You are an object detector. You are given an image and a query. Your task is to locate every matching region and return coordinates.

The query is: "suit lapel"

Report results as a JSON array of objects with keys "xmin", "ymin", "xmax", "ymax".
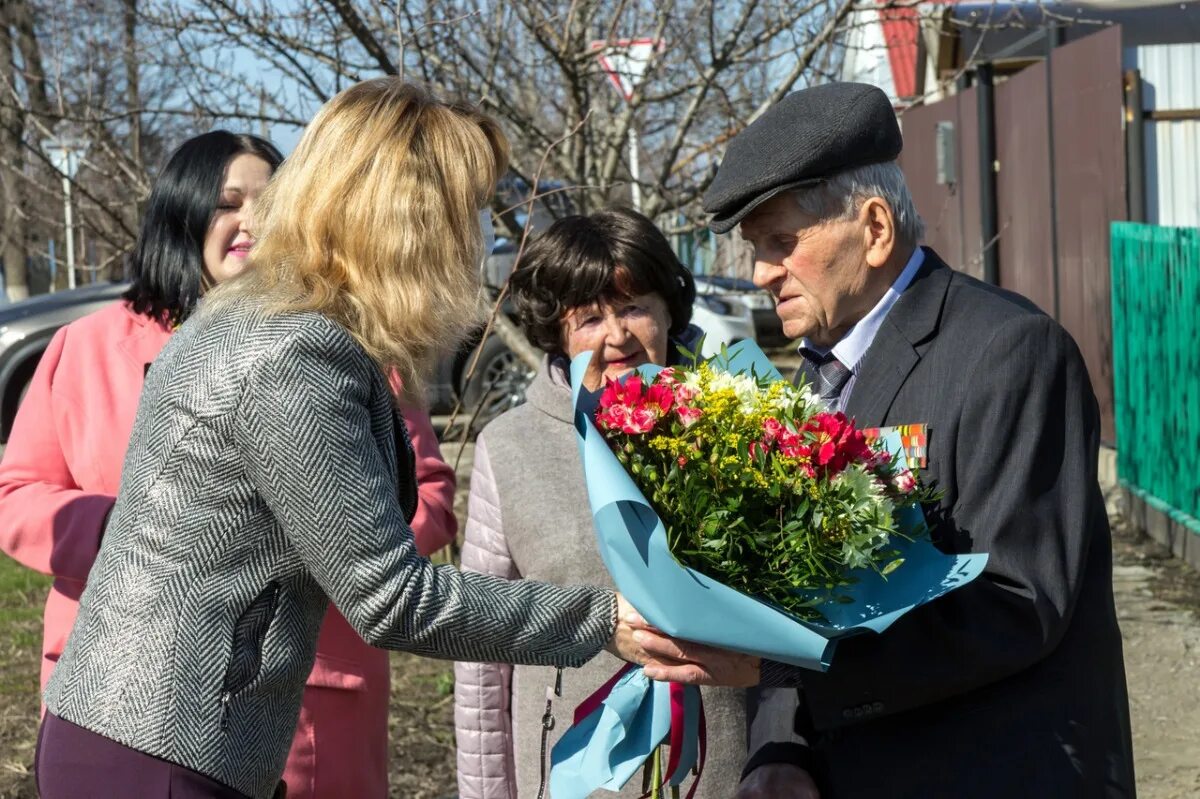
[
  {"xmin": 843, "ymin": 320, "xmax": 919, "ymax": 427},
  {"xmin": 843, "ymin": 248, "xmax": 952, "ymax": 427}
]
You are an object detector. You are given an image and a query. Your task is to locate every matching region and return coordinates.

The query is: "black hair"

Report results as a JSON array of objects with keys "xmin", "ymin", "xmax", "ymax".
[
  {"xmin": 509, "ymin": 207, "xmax": 696, "ymax": 354},
  {"xmin": 123, "ymin": 131, "xmax": 283, "ymax": 325}
]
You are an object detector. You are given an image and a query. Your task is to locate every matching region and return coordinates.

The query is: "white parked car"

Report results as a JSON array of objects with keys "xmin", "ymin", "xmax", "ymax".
[
  {"xmin": 693, "ymin": 275, "xmax": 790, "ymax": 351},
  {"xmin": 690, "ymin": 290, "xmax": 757, "ymax": 358}
]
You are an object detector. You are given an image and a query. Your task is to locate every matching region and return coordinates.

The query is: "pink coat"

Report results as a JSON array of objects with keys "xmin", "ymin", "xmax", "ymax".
[{"xmin": 0, "ymin": 300, "xmax": 458, "ymax": 799}]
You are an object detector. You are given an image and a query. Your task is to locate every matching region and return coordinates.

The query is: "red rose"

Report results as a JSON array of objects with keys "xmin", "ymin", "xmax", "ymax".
[
  {"xmin": 778, "ymin": 430, "xmax": 804, "ymax": 459},
  {"xmin": 623, "ymin": 406, "xmax": 660, "ymax": 434},
  {"xmin": 596, "ymin": 373, "xmax": 680, "ymax": 435},
  {"xmin": 761, "ymin": 417, "xmax": 786, "ymax": 444}
]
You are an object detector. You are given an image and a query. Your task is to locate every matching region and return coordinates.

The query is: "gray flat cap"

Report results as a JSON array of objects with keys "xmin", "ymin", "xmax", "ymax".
[{"xmin": 703, "ymin": 82, "xmax": 902, "ymax": 233}]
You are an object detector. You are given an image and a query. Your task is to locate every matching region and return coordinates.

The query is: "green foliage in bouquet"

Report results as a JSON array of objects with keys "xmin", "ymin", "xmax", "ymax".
[{"xmin": 594, "ymin": 358, "xmax": 934, "ymax": 619}]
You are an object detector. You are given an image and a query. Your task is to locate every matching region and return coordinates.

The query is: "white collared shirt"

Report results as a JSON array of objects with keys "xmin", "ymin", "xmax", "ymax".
[{"xmin": 800, "ymin": 247, "xmax": 925, "ymax": 411}]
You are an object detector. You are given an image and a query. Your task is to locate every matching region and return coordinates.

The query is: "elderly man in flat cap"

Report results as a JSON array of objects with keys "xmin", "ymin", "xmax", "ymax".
[{"xmin": 639, "ymin": 82, "xmax": 1135, "ymax": 798}]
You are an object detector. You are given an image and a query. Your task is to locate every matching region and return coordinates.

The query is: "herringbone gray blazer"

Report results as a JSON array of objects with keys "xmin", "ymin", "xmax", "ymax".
[{"xmin": 43, "ymin": 294, "xmax": 616, "ymax": 799}]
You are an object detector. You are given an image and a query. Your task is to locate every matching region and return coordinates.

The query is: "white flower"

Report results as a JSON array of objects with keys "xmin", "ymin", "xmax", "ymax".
[
  {"xmin": 834, "ymin": 466, "xmax": 896, "ymax": 567},
  {"xmin": 833, "ymin": 465, "xmax": 888, "ymax": 510},
  {"xmin": 769, "ymin": 383, "xmax": 821, "ymax": 416},
  {"xmin": 706, "ymin": 371, "xmax": 761, "ymax": 414}
]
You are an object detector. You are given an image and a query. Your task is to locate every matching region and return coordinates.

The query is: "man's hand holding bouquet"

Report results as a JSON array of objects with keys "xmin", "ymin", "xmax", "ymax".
[{"xmin": 550, "ymin": 341, "xmax": 987, "ymax": 799}]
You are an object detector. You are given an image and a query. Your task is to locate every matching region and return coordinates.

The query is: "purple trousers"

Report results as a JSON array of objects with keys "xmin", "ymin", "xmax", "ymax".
[{"xmin": 36, "ymin": 712, "xmax": 263, "ymax": 798}]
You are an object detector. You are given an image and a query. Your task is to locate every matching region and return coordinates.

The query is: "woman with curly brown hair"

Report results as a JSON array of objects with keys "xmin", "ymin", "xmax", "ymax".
[{"xmin": 454, "ymin": 207, "xmax": 752, "ymax": 799}]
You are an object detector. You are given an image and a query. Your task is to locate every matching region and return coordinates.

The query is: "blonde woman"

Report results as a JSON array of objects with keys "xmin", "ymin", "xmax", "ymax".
[
  {"xmin": 0, "ymin": 129, "xmax": 457, "ymax": 799},
  {"xmin": 34, "ymin": 78, "xmax": 756, "ymax": 799}
]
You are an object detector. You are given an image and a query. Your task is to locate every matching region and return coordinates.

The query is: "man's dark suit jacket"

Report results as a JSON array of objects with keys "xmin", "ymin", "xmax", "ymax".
[{"xmin": 763, "ymin": 248, "xmax": 1135, "ymax": 798}]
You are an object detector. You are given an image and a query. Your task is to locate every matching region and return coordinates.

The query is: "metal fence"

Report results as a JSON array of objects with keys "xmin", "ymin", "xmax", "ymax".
[{"xmin": 1110, "ymin": 222, "xmax": 1200, "ymax": 541}]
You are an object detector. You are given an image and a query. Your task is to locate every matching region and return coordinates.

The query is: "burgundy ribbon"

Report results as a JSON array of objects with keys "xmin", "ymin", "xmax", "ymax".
[
  {"xmin": 691, "ymin": 691, "xmax": 708, "ymax": 799},
  {"xmin": 665, "ymin": 683, "xmax": 686, "ymax": 779},
  {"xmin": 660, "ymin": 684, "xmax": 708, "ymax": 799},
  {"xmin": 573, "ymin": 662, "xmax": 635, "ymax": 726}
]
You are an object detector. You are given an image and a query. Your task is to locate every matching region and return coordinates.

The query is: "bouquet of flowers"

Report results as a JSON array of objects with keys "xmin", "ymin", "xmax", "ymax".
[
  {"xmin": 549, "ymin": 341, "xmax": 987, "ymax": 799},
  {"xmin": 593, "ymin": 358, "xmax": 935, "ymax": 619}
]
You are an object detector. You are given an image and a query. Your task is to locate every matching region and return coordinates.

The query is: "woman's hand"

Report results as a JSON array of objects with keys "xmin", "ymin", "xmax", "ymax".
[
  {"xmin": 605, "ymin": 593, "xmax": 653, "ymax": 663},
  {"xmin": 606, "ymin": 594, "xmax": 761, "ymax": 687}
]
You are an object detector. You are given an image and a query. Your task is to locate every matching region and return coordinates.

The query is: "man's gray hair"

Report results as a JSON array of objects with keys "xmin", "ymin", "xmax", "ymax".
[{"xmin": 792, "ymin": 161, "xmax": 925, "ymax": 244}]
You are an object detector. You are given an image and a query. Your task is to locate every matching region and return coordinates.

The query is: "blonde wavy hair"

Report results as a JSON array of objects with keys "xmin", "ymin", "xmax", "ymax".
[{"xmin": 213, "ymin": 78, "xmax": 508, "ymax": 400}]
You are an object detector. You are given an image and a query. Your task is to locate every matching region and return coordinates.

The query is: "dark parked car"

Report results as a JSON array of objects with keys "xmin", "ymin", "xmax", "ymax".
[
  {"xmin": 0, "ymin": 282, "xmax": 531, "ymax": 443},
  {"xmin": 0, "ymin": 282, "xmax": 131, "ymax": 442}
]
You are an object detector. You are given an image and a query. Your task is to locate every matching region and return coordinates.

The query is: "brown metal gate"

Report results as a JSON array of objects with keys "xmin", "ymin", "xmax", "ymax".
[
  {"xmin": 899, "ymin": 25, "xmax": 1125, "ymax": 442},
  {"xmin": 900, "ymin": 88, "xmax": 982, "ymax": 280},
  {"xmin": 1047, "ymin": 27, "xmax": 1126, "ymax": 445}
]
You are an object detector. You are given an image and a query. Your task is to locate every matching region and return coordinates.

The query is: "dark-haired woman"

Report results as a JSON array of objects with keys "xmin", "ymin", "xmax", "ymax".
[
  {"xmin": 454, "ymin": 208, "xmax": 750, "ymax": 799},
  {"xmin": 0, "ymin": 130, "xmax": 458, "ymax": 798}
]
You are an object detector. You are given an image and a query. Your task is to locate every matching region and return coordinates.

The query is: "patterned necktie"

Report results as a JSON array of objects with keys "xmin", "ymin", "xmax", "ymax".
[{"xmin": 800, "ymin": 348, "xmax": 853, "ymax": 406}]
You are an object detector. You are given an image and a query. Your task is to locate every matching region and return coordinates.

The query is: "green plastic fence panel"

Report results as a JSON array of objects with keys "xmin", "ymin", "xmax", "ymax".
[{"xmin": 1110, "ymin": 222, "xmax": 1200, "ymax": 531}]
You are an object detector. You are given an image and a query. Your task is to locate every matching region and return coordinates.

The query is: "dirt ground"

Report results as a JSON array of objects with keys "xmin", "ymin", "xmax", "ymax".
[
  {"xmin": 0, "ymin": 440, "xmax": 1197, "ymax": 798},
  {"xmin": 1108, "ymin": 514, "xmax": 1200, "ymax": 799}
]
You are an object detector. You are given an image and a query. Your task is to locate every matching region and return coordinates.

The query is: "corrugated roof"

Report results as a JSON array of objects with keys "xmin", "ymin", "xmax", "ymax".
[
  {"xmin": 877, "ymin": 1, "xmax": 966, "ymax": 101},
  {"xmin": 878, "ymin": 1, "xmax": 921, "ymax": 99}
]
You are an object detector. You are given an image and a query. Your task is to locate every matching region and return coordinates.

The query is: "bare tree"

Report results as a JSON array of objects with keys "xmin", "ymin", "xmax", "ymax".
[
  {"xmin": 0, "ymin": 0, "xmax": 50, "ymax": 300},
  {"xmin": 149, "ymin": 0, "xmax": 857, "ymax": 234},
  {"xmin": 136, "ymin": 0, "xmax": 856, "ymax": 394},
  {"xmin": 0, "ymin": 0, "xmax": 198, "ymax": 299}
]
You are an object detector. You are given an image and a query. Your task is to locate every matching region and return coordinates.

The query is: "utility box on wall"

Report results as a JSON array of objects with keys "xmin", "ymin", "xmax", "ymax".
[{"xmin": 935, "ymin": 121, "xmax": 956, "ymax": 186}]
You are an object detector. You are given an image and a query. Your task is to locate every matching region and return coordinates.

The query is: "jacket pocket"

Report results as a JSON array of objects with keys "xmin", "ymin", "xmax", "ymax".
[
  {"xmin": 220, "ymin": 581, "xmax": 280, "ymax": 730},
  {"xmin": 393, "ymin": 409, "xmax": 418, "ymax": 524}
]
